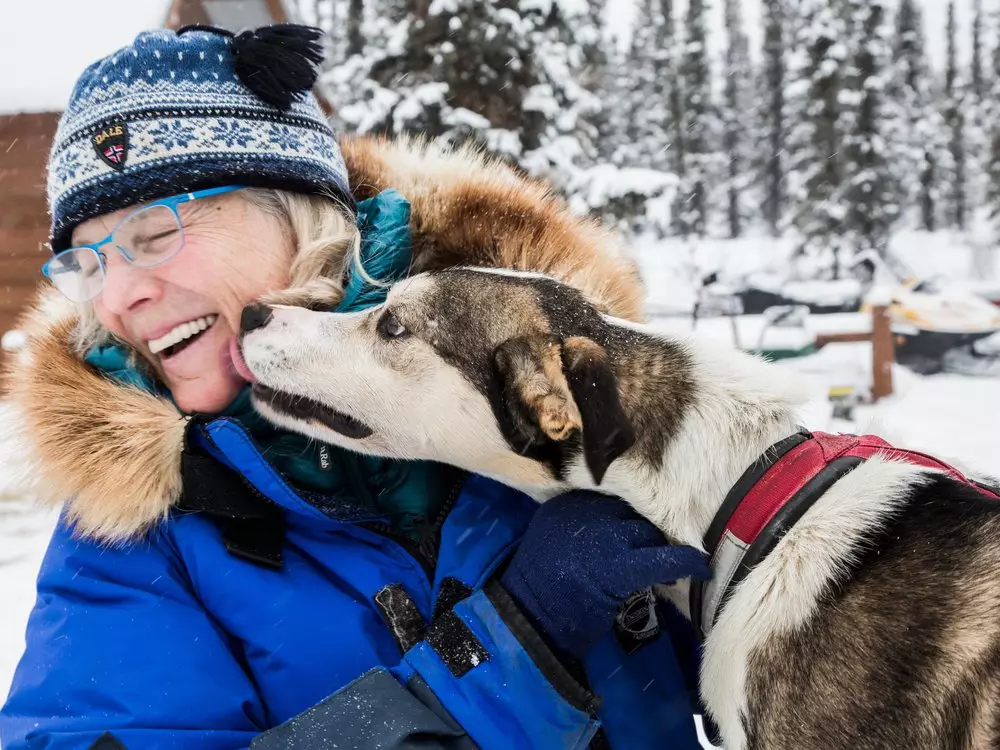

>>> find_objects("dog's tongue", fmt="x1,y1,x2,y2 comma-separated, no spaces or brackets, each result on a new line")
229,337,258,384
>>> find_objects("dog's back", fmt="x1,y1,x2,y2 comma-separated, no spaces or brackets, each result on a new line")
744,473,1000,749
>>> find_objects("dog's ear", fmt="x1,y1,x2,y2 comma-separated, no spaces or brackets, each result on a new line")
493,335,584,452
492,334,634,485
560,336,635,485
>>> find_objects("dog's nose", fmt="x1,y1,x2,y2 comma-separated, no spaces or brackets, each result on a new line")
241,303,273,334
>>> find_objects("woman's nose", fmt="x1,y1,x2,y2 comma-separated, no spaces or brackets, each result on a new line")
240,303,273,334
99,255,161,314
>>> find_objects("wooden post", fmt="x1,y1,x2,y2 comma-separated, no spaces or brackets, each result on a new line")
871,304,894,401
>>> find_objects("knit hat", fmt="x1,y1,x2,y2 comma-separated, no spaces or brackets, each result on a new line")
46,24,353,252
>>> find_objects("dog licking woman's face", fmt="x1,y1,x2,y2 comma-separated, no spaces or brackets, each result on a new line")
239,268,636,496
240,272,523,474
75,191,295,414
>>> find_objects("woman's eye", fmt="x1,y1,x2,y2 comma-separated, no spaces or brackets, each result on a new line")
377,311,408,340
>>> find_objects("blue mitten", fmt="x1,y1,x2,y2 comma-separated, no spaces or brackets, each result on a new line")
500,491,711,661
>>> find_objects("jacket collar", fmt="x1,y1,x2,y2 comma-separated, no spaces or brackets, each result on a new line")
690,430,1000,639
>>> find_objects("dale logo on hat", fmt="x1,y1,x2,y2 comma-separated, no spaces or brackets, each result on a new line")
92,121,130,172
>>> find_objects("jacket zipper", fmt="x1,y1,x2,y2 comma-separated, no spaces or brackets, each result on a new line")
360,471,467,581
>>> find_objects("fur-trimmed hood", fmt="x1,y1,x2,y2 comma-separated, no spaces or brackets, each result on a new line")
2,135,646,544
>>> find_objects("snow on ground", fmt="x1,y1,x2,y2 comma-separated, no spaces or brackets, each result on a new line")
653,312,1000,474
0,233,998,728
0,502,56,703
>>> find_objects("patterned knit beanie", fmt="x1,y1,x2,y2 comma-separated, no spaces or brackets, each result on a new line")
46,24,353,252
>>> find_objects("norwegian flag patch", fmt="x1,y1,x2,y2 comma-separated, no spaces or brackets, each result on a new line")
92,121,129,171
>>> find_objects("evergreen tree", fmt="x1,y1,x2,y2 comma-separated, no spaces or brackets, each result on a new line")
594,33,629,162
761,0,787,237
666,0,686,201
972,0,986,101
787,0,850,272
987,8,1000,234
315,0,622,227
722,0,754,238
944,0,968,229
619,0,676,171
677,0,716,237
347,0,365,56
842,0,899,255
518,1,606,185
967,0,989,214
889,0,944,231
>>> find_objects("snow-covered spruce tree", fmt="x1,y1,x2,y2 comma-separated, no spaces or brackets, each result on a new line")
318,0,420,138
572,0,683,237
721,0,754,238
841,0,900,256
517,0,606,188
618,0,678,172
594,39,629,163
944,0,968,230
666,0,686,206
760,0,787,237
987,8,1000,236
961,0,989,213
786,0,851,275
347,0,365,56
889,0,945,231
588,0,625,163
972,0,986,101
342,0,604,171
677,0,717,238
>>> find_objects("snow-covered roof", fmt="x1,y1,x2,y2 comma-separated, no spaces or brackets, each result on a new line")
0,0,173,115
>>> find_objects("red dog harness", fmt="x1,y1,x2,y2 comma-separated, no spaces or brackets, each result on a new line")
689,430,1000,639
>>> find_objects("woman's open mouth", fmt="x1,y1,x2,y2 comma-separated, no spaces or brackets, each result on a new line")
251,384,374,439
149,315,218,360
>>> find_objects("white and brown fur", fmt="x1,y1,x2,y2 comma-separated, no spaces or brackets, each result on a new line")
241,267,1000,750
1,134,643,543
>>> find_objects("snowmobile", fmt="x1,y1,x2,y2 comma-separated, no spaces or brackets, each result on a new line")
691,255,1000,375
853,251,1000,376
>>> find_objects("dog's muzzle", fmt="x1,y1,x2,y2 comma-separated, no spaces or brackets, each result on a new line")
251,384,374,440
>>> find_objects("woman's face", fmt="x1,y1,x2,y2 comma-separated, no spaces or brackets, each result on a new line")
72,192,293,414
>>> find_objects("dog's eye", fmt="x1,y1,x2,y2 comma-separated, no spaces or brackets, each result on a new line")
377,311,408,340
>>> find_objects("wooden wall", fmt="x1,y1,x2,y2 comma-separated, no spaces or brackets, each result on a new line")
0,112,57,344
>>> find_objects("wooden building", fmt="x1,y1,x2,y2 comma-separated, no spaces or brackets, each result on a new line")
0,0,298,350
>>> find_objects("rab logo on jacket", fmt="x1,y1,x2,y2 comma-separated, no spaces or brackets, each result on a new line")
92,121,130,171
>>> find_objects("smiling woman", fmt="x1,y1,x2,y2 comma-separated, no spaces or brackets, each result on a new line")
0,22,709,750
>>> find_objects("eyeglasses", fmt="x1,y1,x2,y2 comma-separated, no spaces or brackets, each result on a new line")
42,185,246,302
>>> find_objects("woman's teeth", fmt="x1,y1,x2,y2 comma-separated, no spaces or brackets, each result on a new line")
148,315,218,355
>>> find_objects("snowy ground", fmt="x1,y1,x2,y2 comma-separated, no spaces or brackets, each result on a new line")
1,233,998,741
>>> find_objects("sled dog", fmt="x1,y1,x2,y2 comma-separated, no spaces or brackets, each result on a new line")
241,267,1000,750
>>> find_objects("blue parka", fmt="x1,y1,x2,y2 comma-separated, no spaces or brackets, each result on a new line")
0,189,704,750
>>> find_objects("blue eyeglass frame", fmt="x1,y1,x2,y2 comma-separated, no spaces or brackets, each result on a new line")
42,185,246,299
